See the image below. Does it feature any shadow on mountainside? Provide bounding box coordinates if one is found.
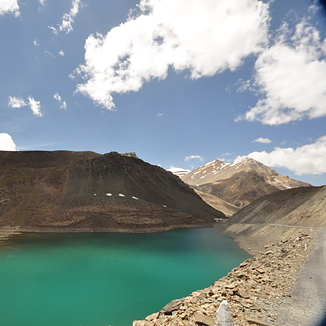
[0,151,224,232]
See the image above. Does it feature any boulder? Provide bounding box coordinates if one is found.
[216,300,233,326]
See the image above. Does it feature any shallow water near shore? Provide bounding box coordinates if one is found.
[0,228,250,326]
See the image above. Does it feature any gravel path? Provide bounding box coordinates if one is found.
[275,227,326,326]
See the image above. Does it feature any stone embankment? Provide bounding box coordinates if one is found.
[133,232,315,326]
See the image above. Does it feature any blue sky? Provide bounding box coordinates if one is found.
[1,0,326,186]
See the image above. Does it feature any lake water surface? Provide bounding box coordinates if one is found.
[0,228,250,326]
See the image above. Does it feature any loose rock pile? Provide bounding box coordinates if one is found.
[133,232,315,326]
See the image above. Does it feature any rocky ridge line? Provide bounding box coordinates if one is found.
[133,232,315,326]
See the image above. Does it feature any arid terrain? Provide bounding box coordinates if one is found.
[217,185,326,253]
[0,151,223,233]
[180,157,310,214]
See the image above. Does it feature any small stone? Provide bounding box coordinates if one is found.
[132,321,146,326]
[236,290,250,299]
[246,317,274,326]
[145,312,159,321]
[161,299,182,314]
[225,283,236,289]
[193,312,215,326]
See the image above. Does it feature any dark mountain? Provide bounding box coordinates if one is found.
[0,151,223,232]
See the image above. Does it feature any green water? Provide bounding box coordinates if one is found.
[0,228,250,326]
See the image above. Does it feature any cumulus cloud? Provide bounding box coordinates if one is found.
[74,0,270,110]
[0,0,20,17]
[54,93,67,109]
[59,50,65,56]
[50,0,82,34]
[8,96,43,117]
[0,133,16,151]
[253,137,272,144]
[236,136,326,175]
[241,20,326,125]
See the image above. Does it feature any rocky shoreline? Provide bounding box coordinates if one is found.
[0,222,213,239]
[0,226,21,245]
[133,229,318,326]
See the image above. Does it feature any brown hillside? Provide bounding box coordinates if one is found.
[229,185,326,227]
[181,157,310,209]
[193,189,239,217]
[0,151,224,232]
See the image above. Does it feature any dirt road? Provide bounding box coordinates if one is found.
[275,227,326,326]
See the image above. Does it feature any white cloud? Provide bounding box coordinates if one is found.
[39,0,47,5]
[74,0,269,110]
[184,155,204,162]
[50,0,83,35]
[45,50,55,57]
[54,93,62,102]
[61,102,67,110]
[48,26,57,34]
[168,166,190,173]
[217,152,234,162]
[157,113,163,117]
[28,97,42,117]
[0,0,20,17]
[241,20,326,125]
[0,133,16,151]
[253,137,272,144]
[34,39,40,46]
[236,136,326,175]
[8,96,26,108]
[236,79,253,93]
[54,93,67,109]
[59,50,65,56]
[8,96,43,117]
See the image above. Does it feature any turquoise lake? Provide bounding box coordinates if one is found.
[0,228,250,326]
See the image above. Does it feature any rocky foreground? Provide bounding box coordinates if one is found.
[133,231,316,326]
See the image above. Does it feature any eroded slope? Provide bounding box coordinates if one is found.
[0,151,224,231]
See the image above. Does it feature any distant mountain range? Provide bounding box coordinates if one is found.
[0,151,223,231]
[0,150,313,232]
[173,157,310,216]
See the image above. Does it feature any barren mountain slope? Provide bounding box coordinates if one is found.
[181,158,310,209]
[229,185,326,227]
[0,151,224,231]
[193,189,239,217]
